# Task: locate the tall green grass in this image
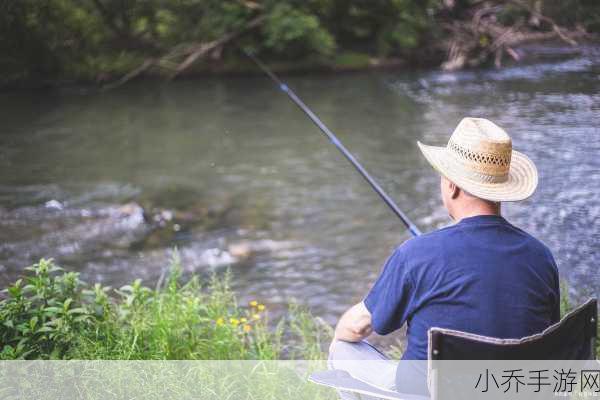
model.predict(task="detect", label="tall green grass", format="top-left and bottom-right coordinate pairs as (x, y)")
top-left (0, 257), bottom-right (597, 361)
top-left (0, 254), bottom-right (331, 360)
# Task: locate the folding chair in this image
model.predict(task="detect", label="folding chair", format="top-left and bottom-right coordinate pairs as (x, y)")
top-left (309, 298), bottom-right (597, 400)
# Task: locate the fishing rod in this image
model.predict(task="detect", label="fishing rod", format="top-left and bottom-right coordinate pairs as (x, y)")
top-left (244, 49), bottom-right (421, 237)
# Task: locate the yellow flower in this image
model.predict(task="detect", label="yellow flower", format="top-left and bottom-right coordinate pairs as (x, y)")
top-left (257, 304), bottom-right (265, 311)
top-left (249, 300), bottom-right (258, 307)
top-left (240, 317), bottom-right (247, 323)
top-left (229, 318), bottom-right (239, 326)
top-left (243, 324), bottom-right (252, 333)
top-left (252, 314), bottom-right (260, 320)
top-left (216, 317), bottom-right (224, 326)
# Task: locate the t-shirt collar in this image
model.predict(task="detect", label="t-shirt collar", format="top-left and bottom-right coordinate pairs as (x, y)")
top-left (458, 214), bottom-right (507, 225)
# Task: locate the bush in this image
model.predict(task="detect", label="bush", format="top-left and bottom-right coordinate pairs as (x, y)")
top-left (0, 255), bottom-right (331, 360)
top-left (263, 3), bottom-right (336, 59)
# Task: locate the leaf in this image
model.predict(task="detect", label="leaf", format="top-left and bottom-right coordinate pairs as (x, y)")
top-left (49, 348), bottom-right (61, 359)
top-left (63, 298), bottom-right (73, 310)
top-left (67, 307), bottom-right (88, 315)
top-left (119, 285), bottom-right (134, 293)
top-left (1, 345), bottom-right (14, 353)
top-left (22, 284), bottom-right (35, 293)
top-left (16, 337), bottom-right (29, 349)
top-left (20, 349), bottom-right (35, 358)
top-left (8, 286), bottom-right (21, 298)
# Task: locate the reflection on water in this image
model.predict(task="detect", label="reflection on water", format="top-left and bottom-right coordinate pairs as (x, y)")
top-left (0, 46), bottom-right (598, 337)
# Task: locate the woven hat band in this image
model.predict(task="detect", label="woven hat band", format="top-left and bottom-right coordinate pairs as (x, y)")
top-left (450, 161), bottom-right (509, 183)
top-left (447, 139), bottom-right (511, 183)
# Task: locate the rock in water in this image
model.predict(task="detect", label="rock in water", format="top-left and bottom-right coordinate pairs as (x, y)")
top-left (227, 239), bottom-right (296, 260)
top-left (44, 199), bottom-right (64, 210)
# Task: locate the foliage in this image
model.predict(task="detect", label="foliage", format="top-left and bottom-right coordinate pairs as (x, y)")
top-left (541, 0), bottom-right (600, 32)
top-left (1, 361), bottom-right (337, 400)
top-left (560, 280), bottom-right (572, 317)
top-left (1, 258), bottom-right (597, 361)
top-left (263, 3), bottom-right (335, 58)
top-left (3, 0), bottom-right (597, 86)
top-left (0, 259), bottom-right (91, 359)
top-left (0, 256), bottom-right (331, 360)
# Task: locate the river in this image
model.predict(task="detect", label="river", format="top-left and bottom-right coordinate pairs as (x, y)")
top-left (0, 45), bottom-right (598, 338)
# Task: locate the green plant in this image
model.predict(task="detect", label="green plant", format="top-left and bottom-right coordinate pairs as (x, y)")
top-left (286, 301), bottom-right (332, 360)
top-left (0, 259), bottom-right (91, 359)
top-left (560, 281), bottom-right (572, 317)
top-left (0, 255), bottom-right (331, 360)
top-left (263, 2), bottom-right (336, 58)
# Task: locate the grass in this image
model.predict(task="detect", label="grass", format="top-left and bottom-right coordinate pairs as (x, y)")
top-left (0, 256), bottom-right (597, 362)
top-left (0, 254), bottom-right (338, 399)
top-left (0, 256), bottom-right (596, 399)
top-left (0, 360), bottom-right (337, 400)
top-left (0, 253), bottom-right (332, 361)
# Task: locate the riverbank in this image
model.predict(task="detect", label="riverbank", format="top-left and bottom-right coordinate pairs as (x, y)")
top-left (1, 257), bottom-right (597, 360)
top-left (0, 256), bottom-right (331, 360)
top-left (5, 0), bottom-right (599, 90)
top-left (3, 39), bottom-right (596, 92)
top-left (0, 51), bottom-right (407, 91)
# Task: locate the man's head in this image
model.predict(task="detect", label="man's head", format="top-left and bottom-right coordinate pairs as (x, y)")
top-left (439, 175), bottom-right (500, 221)
top-left (418, 117), bottom-right (538, 219)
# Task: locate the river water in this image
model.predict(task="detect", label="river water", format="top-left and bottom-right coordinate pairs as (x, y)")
top-left (1, 45), bottom-right (598, 334)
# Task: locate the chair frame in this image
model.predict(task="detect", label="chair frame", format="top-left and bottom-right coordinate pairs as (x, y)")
top-left (310, 298), bottom-right (598, 400)
top-left (428, 298), bottom-right (597, 398)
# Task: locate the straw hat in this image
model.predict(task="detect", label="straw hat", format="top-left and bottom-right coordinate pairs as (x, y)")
top-left (417, 117), bottom-right (537, 202)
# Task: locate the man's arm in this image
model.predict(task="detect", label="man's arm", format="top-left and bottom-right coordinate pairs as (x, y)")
top-left (333, 301), bottom-right (373, 342)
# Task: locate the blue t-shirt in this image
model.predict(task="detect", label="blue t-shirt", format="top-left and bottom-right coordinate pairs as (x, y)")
top-left (364, 214), bottom-right (560, 361)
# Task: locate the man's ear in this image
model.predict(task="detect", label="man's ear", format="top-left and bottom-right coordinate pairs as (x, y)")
top-left (450, 181), bottom-right (460, 199)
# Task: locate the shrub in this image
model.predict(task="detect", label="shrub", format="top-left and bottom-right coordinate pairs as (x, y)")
top-left (0, 259), bottom-right (91, 359)
top-left (0, 255), bottom-right (331, 360)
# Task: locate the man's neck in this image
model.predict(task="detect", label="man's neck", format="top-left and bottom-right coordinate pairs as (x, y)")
top-left (452, 203), bottom-right (501, 223)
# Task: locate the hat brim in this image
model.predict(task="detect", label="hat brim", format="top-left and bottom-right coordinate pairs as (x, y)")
top-left (417, 142), bottom-right (538, 202)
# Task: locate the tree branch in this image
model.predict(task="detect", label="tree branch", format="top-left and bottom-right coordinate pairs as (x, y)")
top-left (167, 16), bottom-right (263, 80)
top-left (103, 15), bottom-right (264, 89)
top-left (507, 0), bottom-right (580, 46)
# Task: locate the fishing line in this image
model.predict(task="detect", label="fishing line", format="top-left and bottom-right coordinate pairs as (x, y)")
top-left (243, 49), bottom-right (421, 237)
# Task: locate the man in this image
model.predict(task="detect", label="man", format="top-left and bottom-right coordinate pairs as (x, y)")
top-left (328, 118), bottom-right (560, 396)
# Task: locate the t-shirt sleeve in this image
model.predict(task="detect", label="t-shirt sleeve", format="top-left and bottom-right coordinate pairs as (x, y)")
top-left (363, 246), bottom-right (416, 335)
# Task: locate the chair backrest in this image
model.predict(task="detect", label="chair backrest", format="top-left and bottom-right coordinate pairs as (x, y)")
top-left (428, 297), bottom-right (597, 360)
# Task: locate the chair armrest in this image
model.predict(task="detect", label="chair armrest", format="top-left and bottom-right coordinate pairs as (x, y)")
top-left (308, 370), bottom-right (429, 400)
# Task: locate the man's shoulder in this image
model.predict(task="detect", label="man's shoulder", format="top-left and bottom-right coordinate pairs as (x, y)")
top-left (513, 227), bottom-right (557, 264)
top-left (396, 218), bottom-right (556, 264)
top-left (495, 219), bottom-right (556, 261)
top-left (389, 224), bottom-right (462, 273)
top-left (397, 223), bottom-right (462, 253)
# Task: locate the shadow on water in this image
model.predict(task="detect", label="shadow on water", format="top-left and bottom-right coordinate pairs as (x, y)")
top-left (0, 45), bottom-right (598, 343)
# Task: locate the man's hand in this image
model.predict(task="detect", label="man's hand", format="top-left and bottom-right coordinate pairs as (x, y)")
top-left (332, 301), bottom-right (373, 343)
